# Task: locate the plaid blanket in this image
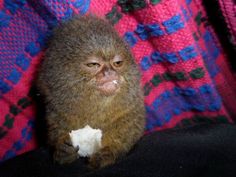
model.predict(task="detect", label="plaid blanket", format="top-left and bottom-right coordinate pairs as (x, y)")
top-left (0, 0), bottom-right (235, 162)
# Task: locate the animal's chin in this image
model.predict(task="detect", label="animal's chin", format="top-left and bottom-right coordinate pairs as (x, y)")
top-left (97, 80), bottom-right (120, 96)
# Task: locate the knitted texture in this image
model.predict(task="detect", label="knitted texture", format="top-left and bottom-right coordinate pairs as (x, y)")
top-left (218, 0), bottom-right (236, 46)
top-left (0, 0), bottom-right (236, 162)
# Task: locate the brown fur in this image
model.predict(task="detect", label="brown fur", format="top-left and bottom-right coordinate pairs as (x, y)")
top-left (37, 15), bottom-right (145, 169)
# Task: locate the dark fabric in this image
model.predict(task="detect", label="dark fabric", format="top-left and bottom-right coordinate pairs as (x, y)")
top-left (0, 123), bottom-right (236, 177)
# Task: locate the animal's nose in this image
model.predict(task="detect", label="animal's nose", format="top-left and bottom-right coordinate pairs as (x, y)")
top-left (102, 65), bottom-right (115, 76)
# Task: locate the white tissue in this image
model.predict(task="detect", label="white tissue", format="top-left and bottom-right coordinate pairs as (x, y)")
top-left (69, 125), bottom-right (102, 157)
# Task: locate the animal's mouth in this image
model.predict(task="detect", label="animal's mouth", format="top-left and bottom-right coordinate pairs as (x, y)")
top-left (97, 79), bottom-right (120, 96)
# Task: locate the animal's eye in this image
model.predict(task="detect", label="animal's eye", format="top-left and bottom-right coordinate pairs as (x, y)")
top-left (86, 63), bottom-right (100, 68)
top-left (113, 61), bottom-right (123, 67)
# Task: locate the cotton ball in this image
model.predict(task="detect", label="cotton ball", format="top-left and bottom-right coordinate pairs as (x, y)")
top-left (69, 125), bottom-right (102, 157)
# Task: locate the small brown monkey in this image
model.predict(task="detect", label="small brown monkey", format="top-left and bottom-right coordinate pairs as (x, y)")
top-left (37, 15), bottom-right (145, 169)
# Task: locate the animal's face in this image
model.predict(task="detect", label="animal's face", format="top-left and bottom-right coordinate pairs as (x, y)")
top-left (80, 54), bottom-right (128, 96)
top-left (43, 16), bottom-right (139, 97)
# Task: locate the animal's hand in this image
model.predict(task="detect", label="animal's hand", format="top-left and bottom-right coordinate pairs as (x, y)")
top-left (54, 137), bottom-right (78, 165)
top-left (89, 146), bottom-right (116, 169)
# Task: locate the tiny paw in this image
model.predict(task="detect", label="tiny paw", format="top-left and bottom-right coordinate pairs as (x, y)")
top-left (89, 147), bottom-right (115, 169)
top-left (54, 139), bottom-right (79, 164)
